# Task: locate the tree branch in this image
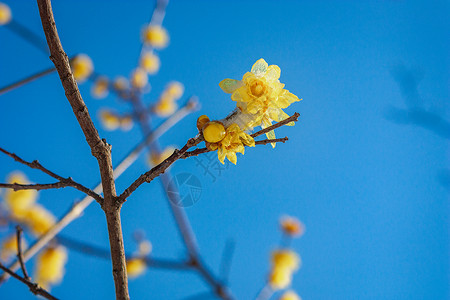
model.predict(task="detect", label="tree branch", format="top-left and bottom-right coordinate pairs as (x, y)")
top-left (0, 147), bottom-right (103, 204)
top-left (15, 226), bottom-right (30, 281)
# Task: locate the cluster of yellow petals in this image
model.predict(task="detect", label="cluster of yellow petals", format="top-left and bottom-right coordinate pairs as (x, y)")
top-left (0, 234), bottom-right (26, 262)
top-left (219, 58), bottom-right (300, 143)
top-left (268, 250), bottom-right (300, 290)
top-left (23, 204), bottom-right (56, 236)
top-left (198, 116), bottom-right (255, 164)
top-left (147, 146), bottom-right (175, 167)
top-left (140, 52), bottom-right (160, 75)
top-left (34, 246), bottom-right (68, 290)
top-left (99, 110), bottom-right (133, 131)
top-left (91, 76), bottom-right (109, 99)
top-left (70, 54), bottom-right (93, 83)
top-left (126, 257), bottom-right (147, 278)
top-left (130, 67), bottom-right (149, 90)
top-left (4, 172), bottom-right (38, 218)
top-left (142, 25), bottom-right (169, 49)
top-left (153, 81), bottom-right (184, 117)
top-left (280, 216), bottom-right (305, 237)
top-left (0, 2), bottom-right (11, 25)
top-left (279, 290), bottom-right (302, 300)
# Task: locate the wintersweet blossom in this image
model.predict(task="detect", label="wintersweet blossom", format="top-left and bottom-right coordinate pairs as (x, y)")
top-left (0, 234), bottom-right (26, 262)
top-left (153, 82), bottom-right (184, 117)
top-left (4, 172), bottom-right (37, 218)
top-left (34, 246), bottom-right (68, 290)
top-left (99, 110), bottom-right (121, 131)
top-left (280, 215), bottom-right (305, 237)
top-left (142, 25), bottom-right (169, 49)
top-left (279, 290), bottom-right (302, 300)
top-left (219, 58), bottom-right (300, 143)
top-left (140, 52), bottom-right (160, 74)
top-left (148, 146), bottom-right (176, 167)
top-left (70, 54), bottom-right (93, 82)
top-left (130, 67), bottom-right (149, 89)
top-left (91, 76), bottom-right (109, 99)
top-left (0, 2), bottom-right (11, 25)
top-left (271, 250), bottom-right (301, 271)
top-left (24, 204), bottom-right (56, 236)
top-left (269, 266), bottom-right (293, 290)
top-left (126, 258), bottom-right (146, 278)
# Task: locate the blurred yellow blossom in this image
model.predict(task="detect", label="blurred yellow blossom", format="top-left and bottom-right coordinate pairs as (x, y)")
top-left (120, 115), bottom-right (133, 131)
top-left (137, 240), bottom-right (152, 256)
top-left (154, 97), bottom-right (177, 117)
top-left (165, 81), bottom-right (184, 99)
top-left (91, 76), bottom-right (109, 99)
top-left (70, 54), bottom-right (93, 82)
top-left (279, 290), bottom-right (302, 300)
top-left (140, 52), bottom-right (160, 74)
top-left (142, 25), bottom-right (169, 49)
top-left (147, 146), bottom-right (175, 167)
top-left (4, 172), bottom-right (37, 219)
top-left (130, 68), bottom-right (149, 89)
top-left (0, 2), bottom-right (11, 25)
top-left (271, 250), bottom-right (300, 271)
top-left (34, 246), bottom-right (67, 290)
top-left (99, 110), bottom-right (121, 131)
top-left (113, 76), bottom-right (129, 92)
top-left (24, 204), bottom-right (56, 236)
top-left (0, 234), bottom-right (26, 262)
top-left (280, 216), bottom-right (305, 237)
top-left (126, 258), bottom-right (146, 278)
top-left (269, 266), bottom-right (293, 290)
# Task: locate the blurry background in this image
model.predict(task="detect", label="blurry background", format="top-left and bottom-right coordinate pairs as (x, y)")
top-left (0, 0), bottom-right (448, 299)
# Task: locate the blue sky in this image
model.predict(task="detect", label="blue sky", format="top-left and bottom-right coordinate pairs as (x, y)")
top-left (0, 0), bottom-right (448, 299)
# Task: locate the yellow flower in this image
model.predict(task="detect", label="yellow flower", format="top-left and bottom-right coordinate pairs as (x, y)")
top-left (165, 81), bottom-right (184, 100)
top-left (91, 76), bottom-right (109, 99)
top-left (0, 2), bottom-right (11, 25)
top-left (130, 68), bottom-right (149, 89)
top-left (268, 266), bottom-right (292, 290)
top-left (126, 258), bottom-right (146, 278)
top-left (24, 204), bottom-right (56, 236)
top-left (142, 25), bottom-right (169, 49)
top-left (99, 110), bottom-right (120, 131)
top-left (147, 146), bottom-right (175, 167)
top-left (203, 121), bottom-right (255, 165)
top-left (70, 54), bottom-right (93, 82)
top-left (280, 216), bottom-right (305, 237)
top-left (140, 52), bottom-right (160, 74)
top-left (279, 290), bottom-right (302, 300)
top-left (4, 172), bottom-right (37, 219)
top-left (153, 96), bottom-right (177, 117)
top-left (34, 246), bottom-right (67, 290)
top-left (219, 59), bottom-right (301, 145)
top-left (119, 115), bottom-right (133, 131)
top-left (113, 76), bottom-right (129, 92)
top-left (271, 250), bottom-right (301, 271)
top-left (0, 234), bottom-right (26, 262)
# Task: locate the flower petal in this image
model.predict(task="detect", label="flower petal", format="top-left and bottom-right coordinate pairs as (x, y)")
top-left (226, 152), bottom-right (237, 165)
top-left (219, 79), bottom-right (243, 94)
top-left (251, 58), bottom-right (268, 76)
top-left (265, 65), bottom-right (281, 80)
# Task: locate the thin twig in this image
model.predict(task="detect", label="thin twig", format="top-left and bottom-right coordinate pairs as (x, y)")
top-left (251, 112), bottom-right (300, 138)
top-left (0, 147), bottom-right (103, 204)
top-left (5, 19), bottom-right (49, 55)
top-left (0, 65), bottom-right (57, 96)
top-left (15, 226), bottom-right (30, 281)
top-left (0, 262), bottom-right (58, 300)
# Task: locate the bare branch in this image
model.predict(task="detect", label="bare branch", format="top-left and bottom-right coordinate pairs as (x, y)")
top-left (15, 226), bottom-right (30, 281)
top-left (0, 147), bottom-right (103, 204)
top-left (0, 262), bottom-right (58, 300)
top-left (0, 65), bottom-right (56, 96)
top-left (251, 112), bottom-right (300, 138)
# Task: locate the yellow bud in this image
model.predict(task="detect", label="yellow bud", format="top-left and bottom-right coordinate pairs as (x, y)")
top-left (127, 258), bottom-right (146, 278)
top-left (113, 76), bottom-right (129, 92)
top-left (130, 68), bottom-right (148, 89)
top-left (70, 54), bottom-right (93, 82)
top-left (279, 290), bottom-right (302, 300)
top-left (91, 76), bottom-right (109, 99)
top-left (4, 172), bottom-right (38, 218)
top-left (271, 250), bottom-right (301, 271)
top-left (142, 25), bottom-right (169, 49)
top-left (196, 115), bottom-right (210, 131)
top-left (24, 204), bottom-right (56, 236)
top-left (154, 99), bottom-right (177, 117)
top-left (120, 116), bottom-right (133, 131)
top-left (99, 110), bottom-right (120, 131)
top-left (165, 81), bottom-right (184, 99)
top-left (202, 121), bottom-right (226, 143)
top-left (34, 246), bottom-right (67, 290)
top-left (0, 3), bottom-right (11, 25)
top-left (0, 234), bottom-right (27, 262)
top-left (268, 266), bottom-right (292, 290)
top-left (140, 52), bottom-right (160, 74)
top-left (280, 216), bottom-right (305, 237)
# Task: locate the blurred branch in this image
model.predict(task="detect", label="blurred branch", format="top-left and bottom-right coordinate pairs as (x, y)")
top-left (0, 147), bottom-right (104, 204)
top-left (5, 19), bottom-right (49, 55)
top-left (0, 65), bottom-right (56, 96)
top-left (0, 262), bottom-right (58, 300)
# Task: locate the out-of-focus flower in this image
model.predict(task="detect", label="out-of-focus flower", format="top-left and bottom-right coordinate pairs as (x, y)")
top-left (271, 250), bottom-right (301, 271)
top-left (113, 76), bottom-right (129, 92)
top-left (126, 258), bottom-right (146, 278)
top-left (0, 2), bottom-right (11, 25)
top-left (34, 246), bottom-right (67, 290)
top-left (140, 52), bottom-right (160, 74)
top-left (142, 25), bottom-right (169, 49)
top-left (165, 81), bottom-right (184, 99)
top-left (280, 216), bottom-right (305, 237)
top-left (70, 54), bottom-right (93, 83)
top-left (120, 115), bottom-right (133, 131)
top-left (0, 234), bottom-right (26, 262)
top-left (137, 240), bottom-right (152, 256)
top-left (91, 76), bottom-right (109, 99)
top-left (200, 119), bottom-right (255, 165)
top-left (268, 265), bottom-right (293, 290)
top-left (279, 290), bottom-right (301, 300)
top-left (24, 204), bottom-right (56, 236)
top-left (130, 68), bottom-right (149, 90)
top-left (153, 81), bottom-right (184, 117)
top-left (147, 146), bottom-right (175, 167)
top-left (99, 110), bottom-right (121, 131)
top-left (219, 58), bottom-right (300, 145)
top-left (4, 172), bottom-right (37, 219)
